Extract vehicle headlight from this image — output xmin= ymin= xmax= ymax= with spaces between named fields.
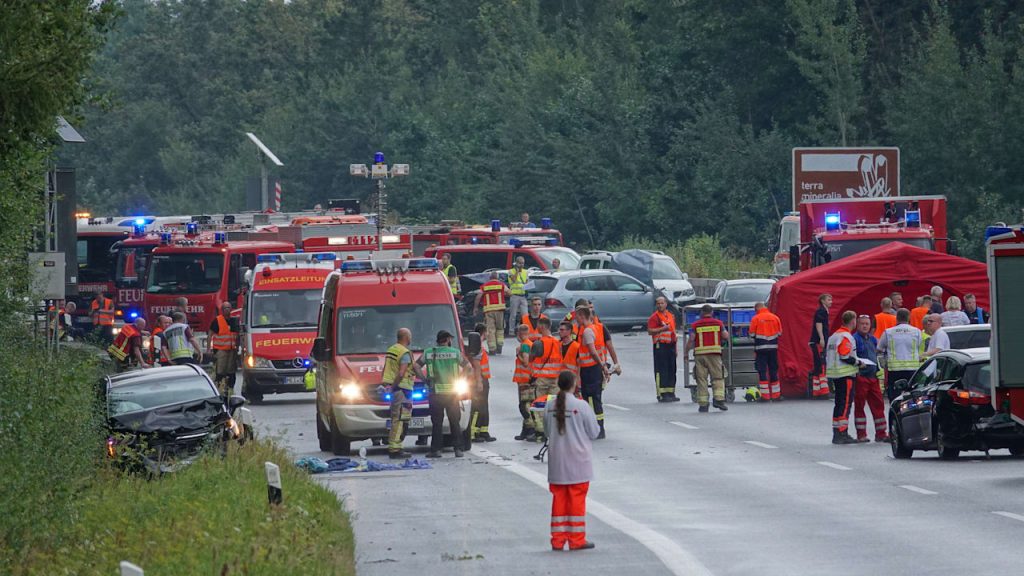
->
xmin=339 ymin=383 xmax=362 ymax=400
xmin=112 ymin=327 xmax=121 ymax=335
xmin=681 ymin=288 xmax=695 ymax=297
xmin=246 ymin=355 xmax=273 ymax=369
xmin=453 ymin=378 xmax=470 ymax=396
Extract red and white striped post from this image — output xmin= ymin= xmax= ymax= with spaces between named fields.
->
xmin=274 ymin=181 xmax=282 ymax=212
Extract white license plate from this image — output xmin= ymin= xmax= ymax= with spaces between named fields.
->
xmin=285 ymin=376 xmax=303 ymax=385
xmin=386 ymin=417 xmax=426 ymax=429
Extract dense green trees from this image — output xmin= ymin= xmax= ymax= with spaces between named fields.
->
xmin=64 ymin=0 xmax=1024 ymax=260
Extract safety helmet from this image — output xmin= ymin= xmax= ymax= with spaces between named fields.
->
xmin=744 ymin=387 xmax=761 ymax=402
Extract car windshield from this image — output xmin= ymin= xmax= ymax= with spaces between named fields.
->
xmin=533 ymin=248 xmax=580 ymax=270
xmin=652 ymin=257 xmax=683 ymax=280
xmin=947 ymin=328 xmax=990 ymax=350
xmin=779 ymin=219 xmax=799 ymax=253
xmin=116 ymin=245 xmax=154 ymax=285
xmin=337 ymin=304 xmax=458 ymax=354
xmin=962 ymin=363 xmax=991 ymax=395
xmin=823 ymin=237 xmax=933 ymax=261
xmin=251 ymin=289 xmax=322 ymax=328
xmin=723 ymin=283 xmax=773 ymax=304
xmin=147 ymin=253 xmax=224 ymax=294
xmin=579 ymin=258 xmax=607 ymax=270
xmin=108 ymin=375 xmax=218 ymax=417
xmin=77 ymin=236 xmax=121 ymax=283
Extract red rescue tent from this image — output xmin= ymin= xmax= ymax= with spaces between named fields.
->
xmin=767 ymin=242 xmax=989 ymax=398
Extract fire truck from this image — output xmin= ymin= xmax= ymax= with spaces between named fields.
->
xmin=985 ymin=224 xmax=1024 ymax=430
xmin=444 ymin=218 xmax=564 ymax=246
xmin=144 ymin=232 xmax=294 ymax=348
xmin=301 ymin=233 xmax=413 ymax=260
xmin=240 ymin=252 xmax=339 ymax=402
xmin=780 ymin=195 xmax=950 ymax=273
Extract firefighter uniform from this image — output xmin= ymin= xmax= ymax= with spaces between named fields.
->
xmin=750 ymin=307 xmax=783 ymax=401
xmin=647 ymin=308 xmax=678 ymax=402
xmin=578 ymin=324 xmax=608 ymax=436
xmin=107 ymin=324 xmax=141 ymax=372
xmin=443 ymin=263 xmax=460 ymax=296
xmin=826 ymin=327 xmax=858 ymax=443
xmin=91 ymin=295 xmax=116 ymax=344
xmin=531 ymin=335 xmax=562 ymax=438
xmin=522 ymin=313 xmax=547 ymax=342
xmin=691 ymin=316 xmax=727 ymax=410
xmin=513 ymin=336 xmax=537 ymax=441
xmin=209 ymin=313 xmax=239 ymax=395
xmin=506 ymin=267 xmax=529 ymax=334
xmin=471 ymin=349 xmax=495 ymax=442
xmin=853 ymin=331 xmax=887 ymax=442
xmin=163 ymin=322 xmax=196 ymax=365
xmin=150 ymin=326 xmax=170 ymax=365
xmin=383 ymin=343 xmax=415 ymax=456
xmin=878 ymin=323 xmax=923 ymax=401
xmin=421 ymin=344 xmax=464 ymax=455
xmin=480 ymin=279 xmax=507 ymax=353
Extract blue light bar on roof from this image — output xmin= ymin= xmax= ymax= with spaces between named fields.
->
xmin=257 ymin=254 xmax=285 ymax=264
xmin=985 ymin=226 xmax=1014 ymax=241
xmin=407 ymin=258 xmax=439 ymax=270
xmin=160 ymin=232 xmax=172 ymax=245
xmin=540 ymin=217 xmax=551 ymax=229
xmin=824 ymin=212 xmax=841 ymax=232
xmin=509 ymin=238 xmax=523 ymax=248
xmin=491 ymin=219 xmax=501 ymax=232
xmin=213 ymin=232 xmax=227 ymax=245
xmin=132 ymin=223 xmax=146 ymax=237
xmin=341 ymin=260 xmax=373 ymax=272
xmin=309 ymin=252 xmax=337 ymax=262
xmin=185 ymin=222 xmax=199 ymax=236
xmin=904 ymin=209 xmax=921 ymax=228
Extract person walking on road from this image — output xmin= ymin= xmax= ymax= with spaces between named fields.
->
xmin=688 ymin=304 xmax=729 ymax=412
xmin=507 ymin=256 xmax=530 ymax=335
xmin=475 ymin=271 xmax=509 ymax=354
xmin=513 ymin=324 xmax=538 ymax=441
xmin=852 ymin=315 xmax=887 ymax=442
xmin=809 ymin=293 xmax=832 ymax=398
xmin=529 ymin=317 xmax=562 ymax=441
xmin=647 ymin=296 xmax=679 ymax=402
xmin=162 ymin=311 xmax=202 ymax=366
xmin=208 ymin=302 xmax=239 ymax=396
xmin=470 ymin=322 xmax=497 ymax=443
xmin=545 ymin=370 xmax=599 ymax=552
xmin=963 ymin=293 xmax=989 ymax=324
xmin=417 ymin=330 xmax=469 ymax=458
xmin=383 ymin=328 xmax=423 ymax=459
xmin=750 ymin=302 xmax=783 ymax=401
xmin=826 ymin=310 xmax=861 ymax=444
xmin=877 ymin=308 xmax=923 ymax=402
xmin=575 ymin=307 xmax=610 ymax=437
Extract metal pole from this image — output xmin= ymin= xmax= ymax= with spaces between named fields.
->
xmin=260 ymin=159 xmax=268 ymax=211
xmin=376 ymin=179 xmax=386 ymax=252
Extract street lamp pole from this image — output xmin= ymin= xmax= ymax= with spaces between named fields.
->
xmin=350 ymin=152 xmax=409 ymax=253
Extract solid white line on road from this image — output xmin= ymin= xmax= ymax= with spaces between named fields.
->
xmin=899 ymin=485 xmax=938 ymax=495
xmin=472 ymin=448 xmax=713 ymax=576
xmin=669 ymin=421 xmax=699 ymax=430
xmin=604 ymin=403 xmax=630 ymax=411
xmin=992 ymin=511 xmax=1024 ymax=523
xmin=816 ymin=461 xmax=852 ymax=471
xmin=743 ymin=441 xmax=778 ymax=449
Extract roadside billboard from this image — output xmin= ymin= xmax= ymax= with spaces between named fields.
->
xmin=792 ymin=147 xmax=900 ymax=210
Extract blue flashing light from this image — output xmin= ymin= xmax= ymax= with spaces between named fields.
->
xmin=213 ymin=232 xmax=227 ymax=245
xmin=341 ymin=260 xmax=373 ymax=272
xmin=411 ymin=391 xmax=424 ymax=400
xmin=374 ymin=151 xmax=385 ymax=164
xmin=303 ymin=359 xmax=311 ymax=368
xmin=383 ymin=393 xmax=392 ymax=402
xmin=185 ymin=222 xmax=199 ymax=236
xmin=117 ymin=217 xmax=154 ymax=227
xmin=905 ymin=209 xmax=921 ymax=229
xmin=490 ymin=219 xmax=501 ymax=232
xmin=540 ymin=217 xmax=552 ymax=229
xmin=310 ymin=252 xmax=337 ymax=262
xmin=132 ymin=223 xmax=146 ymax=237
xmin=985 ymin=226 xmax=1014 ymax=241
xmin=824 ymin=212 xmax=841 ymax=232
xmin=129 ymin=311 xmax=139 ymax=319
xmin=256 ymin=254 xmax=285 ymax=264
xmin=509 ymin=238 xmax=523 ymax=248
xmin=545 ymin=238 xmax=558 ymax=246
xmin=408 ymin=258 xmax=439 ymax=270
xmin=160 ymin=232 xmax=172 ymax=245
xmin=134 ymin=218 xmax=146 ymax=226
xmin=470 ymin=237 xmax=479 ymax=245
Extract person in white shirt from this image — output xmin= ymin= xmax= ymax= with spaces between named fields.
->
xmin=922 ymin=314 xmax=950 ymax=358
xmin=544 ymin=370 xmax=599 ymax=552
xmin=939 ymin=296 xmax=970 ymax=327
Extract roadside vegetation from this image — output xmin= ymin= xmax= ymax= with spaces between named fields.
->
xmin=0 ymin=324 xmax=355 ymax=575
xmin=611 ymin=234 xmax=773 ymax=279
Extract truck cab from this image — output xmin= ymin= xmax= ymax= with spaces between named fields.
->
xmin=311 ymin=258 xmax=468 ymax=456
xmin=240 ymin=252 xmax=338 ymax=403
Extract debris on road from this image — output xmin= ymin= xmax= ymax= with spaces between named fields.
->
xmin=295 ymin=456 xmax=432 ymax=473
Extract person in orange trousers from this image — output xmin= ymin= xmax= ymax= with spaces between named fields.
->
xmin=544 ymin=370 xmax=599 ymax=551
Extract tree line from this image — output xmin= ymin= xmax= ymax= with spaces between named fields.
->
xmin=61 ymin=0 xmax=1024 ymax=261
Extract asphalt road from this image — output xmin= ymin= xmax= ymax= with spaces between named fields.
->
xmin=247 ymin=332 xmax=1024 ymax=576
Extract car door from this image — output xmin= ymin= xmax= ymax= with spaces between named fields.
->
xmin=564 ymin=274 xmax=603 ymax=316
xmin=585 ymin=274 xmax=624 ymax=325
xmin=900 ymin=358 xmax=944 ymax=446
xmin=609 ymin=273 xmax=653 ymax=328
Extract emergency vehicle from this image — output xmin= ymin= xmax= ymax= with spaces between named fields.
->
xmin=144 ymin=232 xmax=294 ymax=349
xmin=73 ymin=219 xmax=129 ymax=325
xmin=301 ymin=233 xmax=413 ymax=260
xmin=311 ymin=258 xmax=469 ymax=456
xmin=240 ymin=252 xmax=338 ymax=402
xmin=424 ymin=243 xmax=581 ymax=275
xmin=985 ymin=225 xmax=1024 ymax=430
xmin=444 ymin=218 xmax=564 ymax=246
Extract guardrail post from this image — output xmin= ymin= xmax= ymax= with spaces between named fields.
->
xmin=265 ymin=462 xmax=282 ymax=505
xmin=120 ymin=561 xmax=143 ymax=576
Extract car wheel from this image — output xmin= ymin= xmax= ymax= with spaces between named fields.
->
xmin=316 ymin=404 xmax=330 ymax=452
xmin=890 ymin=418 xmax=913 ymax=459
xmin=936 ymin=427 xmax=960 ymax=460
xmin=242 ymin=377 xmax=263 ymax=404
xmin=329 ymin=414 xmax=351 ymax=456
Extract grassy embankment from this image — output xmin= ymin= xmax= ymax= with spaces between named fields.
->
xmin=0 ymin=326 xmax=354 ymax=575
xmin=610 ymin=233 xmax=773 ymax=279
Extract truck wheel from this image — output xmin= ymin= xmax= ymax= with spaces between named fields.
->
xmin=329 ymin=414 xmax=351 ymax=456
xmin=316 ymin=406 xmax=330 ymax=452
xmin=242 ymin=377 xmax=263 ymax=404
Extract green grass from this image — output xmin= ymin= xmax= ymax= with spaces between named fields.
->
xmin=609 ymin=233 xmax=772 ymax=279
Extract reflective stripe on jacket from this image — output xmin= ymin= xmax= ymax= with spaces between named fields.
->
xmin=691 ymin=317 xmax=724 ymax=355
xmin=532 ymin=336 xmax=561 ymax=379
xmin=383 ymin=343 xmax=415 ymax=391
xmin=749 ymin=308 xmax=782 ymax=351
xmin=92 ymin=297 xmax=115 ymax=326
xmin=210 ymin=315 xmax=236 ymax=350
xmin=881 ymin=324 xmax=923 ymax=371
xmin=513 ymin=341 xmax=533 ymax=385
xmin=164 ymin=323 xmax=192 ymax=360
xmin=577 ymin=325 xmax=605 ymax=368
xmin=107 ymin=324 xmax=139 ymax=361
xmin=650 ymin=310 xmax=677 ymax=344
xmin=560 ymin=340 xmax=580 ymax=373
xmin=481 ymin=280 xmax=507 ymax=312
xmin=507 ymin=268 xmax=529 ymax=295
xmin=826 ymin=329 xmax=858 ymax=378
xmin=522 ymin=314 xmax=546 ymax=341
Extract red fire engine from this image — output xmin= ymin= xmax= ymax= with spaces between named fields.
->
xmin=986 ymin=224 xmax=1024 ymax=429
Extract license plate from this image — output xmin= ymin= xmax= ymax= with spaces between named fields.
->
xmin=386 ymin=417 xmax=425 ymax=429
xmin=285 ymin=376 xmax=303 ymax=385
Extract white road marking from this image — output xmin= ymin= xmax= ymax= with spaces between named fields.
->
xmin=816 ymin=461 xmax=852 ymax=471
xmin=604 ymin=403 xmax=630 ymax=411
xmin=473 ymin=448 xmax=713 ymax=576
xmin=669 ymin=421 xmax=699 ymax=430
xmin=992 ymin=511 xmax=1024 ymax=523
xmin=899 ymin=485 xmax=938 ymax=495
xmin=743 ymin=441 xmax=778 ymax=449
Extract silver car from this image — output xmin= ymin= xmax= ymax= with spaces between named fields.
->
xmin=530 ymin=269 xmax=660 ymax=329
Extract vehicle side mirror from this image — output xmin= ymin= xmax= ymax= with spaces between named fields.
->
xmin=682 ymin=272 xmax=689 ymax=280
xmin=227 ymin=395 xmax=246 ymax=413
xmin=642 ymin=285 xmax=650 ymax=293
xmin=704 ymin=298 xmax=717 ymax=304
xmin=311 ymin=337 xmax=329 ymax=362
xmin=466 ymin=331 xmax=482 ymax=356
xmin=789 ymin=245 xmax=800 ymax=273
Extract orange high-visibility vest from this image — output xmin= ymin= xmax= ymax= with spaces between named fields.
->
xmin=749 ymin=308 xmax=782 ymax=351
xmin=151 ymin=326 xmax=169 ymax=363
xmin=532 ymin=336 xmax=561 ymax=379
xmin=577 ymin=324 xmax=606 ymax=368
xmin=649 ymin=310 xmax=677 ymax=344
xmin=559 ymin=340 xmax=580 ymax=374
xmin=92 ymin=297 xmax=115 ymax=326
xmin=210 ymin=315 xmax=236 ymax=350
xmin=522 ymin=313 xmax=547 ymax=342
xmin=108 ymin=324 xmax=139 ymax=362
xmin=479 ymin=350 xmax=491 ymax=380
xmin=513 ymin=342 xmax=533 ymax=386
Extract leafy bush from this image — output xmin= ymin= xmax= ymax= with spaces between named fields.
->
xmin=609 ymin=233 xmax=772 ymax=279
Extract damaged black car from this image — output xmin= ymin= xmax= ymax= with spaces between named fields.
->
xmin=104 ymin=365 xmax=247 ymax=474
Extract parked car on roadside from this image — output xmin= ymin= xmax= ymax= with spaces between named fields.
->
xmin=579 ymin=249 xmax=697 ymax=307
xmin=539 ymin=269 xmax=665 ymax=330
xmin=942 ymin=323 xmax=990 ymax=350
xmin=888 ymin=348 xmax=1024 ymax=460
xmin=104 ymin=365 xmax=246 ymax=474
xmin=456 ymin=270 xmax=553 ymax=331
xmin=706 ymin=279 xmax=776 ymax=306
